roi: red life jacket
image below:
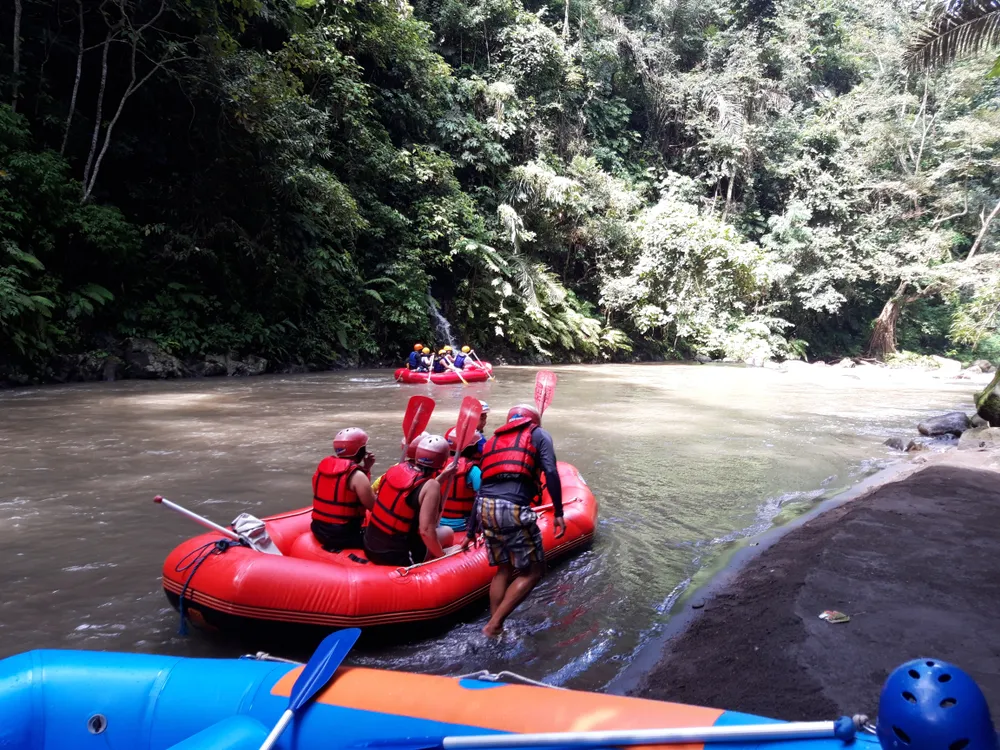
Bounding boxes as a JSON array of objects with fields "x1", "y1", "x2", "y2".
[
  {"x1": 479, "y1": 418, "x2": 539, "y2": 483},
  {"x1": 312, "y1": 457, "x2": 364, "y2": 525},
  {"x1": 370, "y1": 462, "x2": 429, "y2": 535},
  {"x1": 441, "y1": 457, "x2": 477, "y2": 519}
]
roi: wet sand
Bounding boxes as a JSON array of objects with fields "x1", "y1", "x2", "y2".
[{"x1": 633, "y1": 450, "x2": 1000, "y2": 720}]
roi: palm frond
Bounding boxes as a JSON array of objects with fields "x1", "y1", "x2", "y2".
[{"x1": 906, "y1": 0, "x2": 1000, "y2": 71}]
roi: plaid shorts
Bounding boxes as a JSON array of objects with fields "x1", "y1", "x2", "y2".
[{"x1": 476, "y1": 497, "x2": 544, "y2": 571}]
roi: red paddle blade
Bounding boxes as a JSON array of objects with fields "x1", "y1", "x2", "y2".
[
  {"x1": 452, "y1": 396, "x2": 483, "y2": 463},
  {"x1": 403, "y1": 396, "x2": 435, "y2": 446},
  {"x1": 534, "y1": 370, "x2": 557, "y2": 414}
]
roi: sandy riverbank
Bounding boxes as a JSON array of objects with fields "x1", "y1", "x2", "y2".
[{"x1": 630, "y1": 448, "x2": 1000, "y2": 720}]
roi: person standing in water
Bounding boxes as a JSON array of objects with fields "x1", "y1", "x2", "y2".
[{"x1": 463, "y1": 404, "x2": 565, "y2": 637}]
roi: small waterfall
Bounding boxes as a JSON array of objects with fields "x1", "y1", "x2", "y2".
[{"x1": 427, "y1": 292, "x2": 456, "y2": 348}]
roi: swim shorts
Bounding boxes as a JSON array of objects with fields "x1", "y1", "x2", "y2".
[{"x1": 476, "y1": 497, "x2": 544, "y2": 571}]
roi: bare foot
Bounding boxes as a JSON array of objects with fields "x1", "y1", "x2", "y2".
[{"x1": 482, "y1": 621, "x2": 504, "y2": 638}]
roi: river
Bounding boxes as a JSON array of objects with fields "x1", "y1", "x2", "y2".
[{"x1": 0, "y1": 363, "x2": 979, "y2": 689}]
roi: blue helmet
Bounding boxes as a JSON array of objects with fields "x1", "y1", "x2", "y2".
[{"x1": 877, "y1": 659, "x2": 998, "y2": 750}]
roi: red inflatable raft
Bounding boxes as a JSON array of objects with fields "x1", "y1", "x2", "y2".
[
  {"x1": 394, "y1": 362, "x2": 493, "y2": 385},
  {"x1": 162, "y1": 462, "x2": 596, "y2": 630}
]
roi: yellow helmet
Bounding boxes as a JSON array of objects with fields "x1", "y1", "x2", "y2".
[
  {"x1": 438, "y1": 349, "x2": 446, "y2": 355},
  {"x1": 462, "y1": 346, "x2": 471, "y2": 353},
  {"x1": 444, "y1": 345, "x2": 453, "y2": 351},
  {"x1": 422, "y1": 347, "x2": 430, "y2": 354}
]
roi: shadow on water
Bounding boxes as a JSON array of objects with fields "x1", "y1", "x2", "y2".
[{"x1": 0, "y1": 364, "x2": 984, "y2": 689}]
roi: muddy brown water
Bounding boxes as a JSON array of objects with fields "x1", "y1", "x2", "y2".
[{"x1": 0, "y1": 364, "x2": 980, "y2": 689}]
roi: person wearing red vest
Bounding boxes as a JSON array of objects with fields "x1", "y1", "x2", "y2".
[
  {"x1": 440, "y1": 427, "x2": 483, "y2": 533},
  {"x1": 364, "y1": 435, "x2": 456, "y2": 567},
  {"x1": 311, "y1": 428, "x2": 377, "y2": 551},
  {"x1": 462, "y1": 403, "x2": 565, "y2": 637}
]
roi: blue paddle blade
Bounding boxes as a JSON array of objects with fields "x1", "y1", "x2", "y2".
[{"x1": 289, "y1": 627, "x2": 361, "y2": 711}]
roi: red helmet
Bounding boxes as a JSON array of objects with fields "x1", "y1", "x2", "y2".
[
  {"x1": 334, "y1": 428, "x2": 369, "y2": 458},
  {"x1": 401, "y1": 431, "x2": 429, "y2": 461},
  {"x1": 414, "y1": 435, "x2": 450, "y2": 471},
  {"x1": 507, "y1": 404, "x2": 540, "y2": 425},
  {"x1": 413, "y1": 343, "x2": 423, "y2": 352},
  {"x1": 445, "y1": 426, "x2": 478, "y2": 453}
]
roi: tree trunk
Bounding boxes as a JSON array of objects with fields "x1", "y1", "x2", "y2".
[
  {"x1": 61, "y1": 0, "x2": 86, "y2": 156},
  {"x1": 564, "y1": 0, "x2": 570, "y2": 38},
  {"x1": 966, "y1": 195, "x2": 1000, "y2": 263},
  {"x1": 82, "y1": 28, "x2": 114, "y2": 195},
  {"x1": 12, "y1": 0, "x2": 23, "y2": 111},
  {"x1": 867, "y1": 281, "x2": 944, "y2": 359},
  {"x1": 867, "y1": 295, "x2": 903, "y2": 359}
]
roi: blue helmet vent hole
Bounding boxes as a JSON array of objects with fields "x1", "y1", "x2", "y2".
[
  {"x1": 908, "y1": 670, "x2": 920, "y2": 679},
  {"x1": 939, "y1": 674, "x2": 952, "y2": 683},
  {"x1": 926, "y1": 661, "x2": 936, "y2": 667},
  {"x1": 950, "y1": 740, "x2": 969, "y2": 750},
  {"x1": 941, "y1": 698, "x2": 957, "y2": 708},
  {"x1": 893, "y1": 726, "x2": 911, "y2": 744},
  {"x1": 902, "y1": 691, "x2": 917, "y2": 704}
]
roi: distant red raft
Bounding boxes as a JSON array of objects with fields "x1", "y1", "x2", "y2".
[
  {"x1": 161, "y1": 462, "x2": 596, "y2": 630},
  {"x1": 394, "y1": 362, "x2": 493, "y2": 385}
]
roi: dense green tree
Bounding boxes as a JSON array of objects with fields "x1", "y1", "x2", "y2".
[{"x1": 2, "y1": 0, "x2": 1000, "y2": 379}]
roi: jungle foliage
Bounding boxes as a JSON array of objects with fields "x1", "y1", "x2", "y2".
[{"x1": 2, "y1": 0, "x2": 1000, "y2": 376}]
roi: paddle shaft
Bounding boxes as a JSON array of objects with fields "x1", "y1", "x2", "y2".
[
  {"x1": 153, "y1": 496, "x2": 241, "y2": 542},
  {"x1": 258, "y1": 709, "x2": 294, "y2": 750},
  {"x1": 437, "y1": 719, "x2": 855, "y2": 749},
  {"x1": 469, "y1": 351, "x2": 494, "y2": 379},
  {"x1": 447, "y1": 362, "x2": 469, "y2": 385}
]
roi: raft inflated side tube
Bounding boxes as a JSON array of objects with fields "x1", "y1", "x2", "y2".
[
  {"x1": 0, "y1": 650, "x2": 291, "y2": 749},
  {"x1": 166, "y1": 717, "x2": 270, "y2": 749}
]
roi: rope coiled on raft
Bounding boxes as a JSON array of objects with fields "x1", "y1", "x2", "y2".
[{"x1": 173, "y1": 537, "x2": 244, "y2": 635}]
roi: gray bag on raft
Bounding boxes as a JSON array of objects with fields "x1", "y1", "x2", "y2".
[{"x1": 231, "y1": 513, "x2": 282, "y2": 555}]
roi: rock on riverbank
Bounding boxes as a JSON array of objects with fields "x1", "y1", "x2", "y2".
[{"x1": 632, "y1": 450, "x2": 1000, "y2": 720}]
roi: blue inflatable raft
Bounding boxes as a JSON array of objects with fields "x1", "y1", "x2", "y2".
[{"x1": 0, "y1": 649, "x2": 879, "y2": 750}]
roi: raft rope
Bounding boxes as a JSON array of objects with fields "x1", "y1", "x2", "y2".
[
  {"x1": 241, "y1": 654, "x2": 564, "y2": 691},
  {"x1": 174, "y1": 537, "x2": 244, "y2": 635},
  {"x1": 455, "y1": 670, "x2": 566, "y2": 689},
  {"x1": 244, "y1": 652, "x2": 303, "y2": 664}
]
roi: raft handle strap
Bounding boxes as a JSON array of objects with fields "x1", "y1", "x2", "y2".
[
  {"x1": 454, "y1": 670, "x2": 566, "y2": 690},
  {"x1": 242, "y1": 652, "x2": 304, "y2": 665},
  {"x1": 174, "y1": 537, "x2": 244, "y2": 635}
]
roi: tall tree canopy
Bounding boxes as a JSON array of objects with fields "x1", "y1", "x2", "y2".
[{"x1": 2, "y1": 0, "x2": 999, "y2": 379}]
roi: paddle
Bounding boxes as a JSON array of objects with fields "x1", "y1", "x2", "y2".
[
  {"x1": 451, "y1": 396, "x2": 483, "y2": 469},
  {"x1": 446, "y1": 359, "x2": 470, "y2": 386},
  {"x1": 534, "y1": 370, "x2": 557, "y2": 415},
  {"x1": 402, "y1": 395, "x2": 435, "y2": 461},
  {"x1": 469, "y1": 350, "x2": 495, "y2": 381},
  {"x1": 154, "y1": 495, "x2": 242, "y2": 542},
  {"x1": 357, "y1": 716, "x2": 860, "y2": 750},
  {"x1": 257, "y1": 627, "x2": 362, "y2": 750}
]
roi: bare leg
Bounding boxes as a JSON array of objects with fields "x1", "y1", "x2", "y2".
[
  {"x1": 483, "y1": 562, "x2": 543, "y2": 637},
  {"x1": 487, "y1": 563, "x2": 513, "y2": 622}
]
